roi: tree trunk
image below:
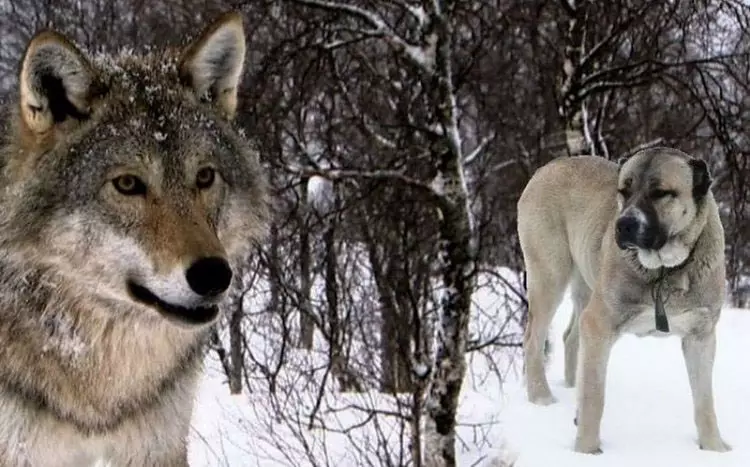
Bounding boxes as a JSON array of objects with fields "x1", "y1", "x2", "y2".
[
  {"x1": 363, "y1": 223, "x2": 413, "y2": 394},
  {"x1": 379, "y1": 288, "x2": 400, "y2": 393},
  {"x1": 391, "y1": 265, "x2": 415, "y2": 393},
  {"x1": 267, "y1": 221, "x2": 281, "y2": 314},
  {"x1": 324, "y1": 215, "x2": 361, "y2": 392},
  {"x1": 228, "y1": 298, "x2": 243, "y2": 394},
  {"x1": 558, "y1": 0, "x2": 588, "y2": 157},
  {"x1": 298, "y1": 176, "x2": 315, "y2": 349},
  {"x1": 423, "y1": 203, "x2": 474, "y2": 467},
  {"x1": 422, "y1": 4, "x2": 477, "y2": 466}
]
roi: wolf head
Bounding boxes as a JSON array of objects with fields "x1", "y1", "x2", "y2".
[
  {"x1": 615, "y1": 147, "x2": 712, "y2": 269},
  {"x1": 0, "y1": 12, "x2": 269, "y2": 327}
]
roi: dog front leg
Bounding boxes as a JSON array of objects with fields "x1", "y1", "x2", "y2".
[
  {"x1": 574, "y1": 296, "x2": 615, "y2": 454},
  {"x1": 682, "y1": 328, "x2": 730, "y2": 452}
]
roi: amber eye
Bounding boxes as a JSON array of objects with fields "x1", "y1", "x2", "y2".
[
  {"x1": 112, "y1": 174, "x2": 147, "y2": 196},
  {"x1": 196, "y1": 167, "x2": 216, "y2": 190}
]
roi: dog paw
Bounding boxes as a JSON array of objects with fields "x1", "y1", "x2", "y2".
[
  {"x1": 574, "y1": 438, "x2": 602, "y2": 455},
  {"x1": 700, "y1": 439, "x2": 732, "y2": 452},
  {"x1": 529, "y1": 394, "x2": 558, "y2": 406}
]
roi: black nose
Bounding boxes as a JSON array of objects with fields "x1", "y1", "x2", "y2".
[
  {"x1": 185, "y1": 257, "x2": 233, "y2": 297},
  {"x1": 615, "y1": 216, "x2": 639, "y2": 248}
]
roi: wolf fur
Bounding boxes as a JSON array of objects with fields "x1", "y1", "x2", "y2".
[
  {"x1": 517, "y1": 148, "x2": 728, "y2": 454},
  {"x1": 0, "y1": 11, "x2": 268, "y2": 467}
]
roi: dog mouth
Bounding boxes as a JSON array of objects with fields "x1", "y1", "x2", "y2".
[{"x1": 126, "y1": 280, "x2": 219, "y2": 326}]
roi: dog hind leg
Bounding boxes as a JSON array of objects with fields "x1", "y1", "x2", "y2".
[
  {"x1": 562, "y1": 270, "x2": 591, "y2": 388},
  {"x1": 522, "y1": 238, "x2": 573, "y2": 405}
]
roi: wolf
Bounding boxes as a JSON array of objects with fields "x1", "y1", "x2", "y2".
[
  {"x1": 0, "y1": 11, "x2": 268, "y2": 467},
  {"x1": 517, "y1": 148, "x2": 728, "y2": 454}
]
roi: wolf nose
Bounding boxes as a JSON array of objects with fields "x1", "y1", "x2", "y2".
[{"x1": 185, "y1": 257, "x2": 233, "y2": 297}]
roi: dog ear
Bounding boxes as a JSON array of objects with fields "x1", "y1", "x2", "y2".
[
  {"x1": 617, "y1": 156, "x2": 628, "y2": 172},
  {"x1": 179, "y1": 12, "x2": 246, "y2": 121},
  {"x1": 689, "y1": 158, "x2": 712, "y2": 200},
  {"x1": 18, "y1": 31, "x2": 100, "y2": 135}
]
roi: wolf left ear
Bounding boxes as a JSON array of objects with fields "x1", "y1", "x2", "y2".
[
  {"x1": 18, "y1": 31, "x2": 101, "y2": 135},
  {"x1": 179, "y1": 12, "x2": 246, "y2": 120},
  {"x1": 689, "y1": 158, "x2": 712, "y2": 200}
]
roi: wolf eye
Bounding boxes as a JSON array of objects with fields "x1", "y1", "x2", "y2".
[
  {"x1": 112, "y1": 174, "x2": 147, "y2": 196},
  {"x1": 196, "y1": 167, "x2": 216, "y2": 190},
  {"x1": 617, "y1": 188, "x2": 630, "y2": 198}
]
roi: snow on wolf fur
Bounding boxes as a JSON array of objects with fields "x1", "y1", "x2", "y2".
[{"x1": 0, "y1": 11, "x2": 268, "y2": 467}]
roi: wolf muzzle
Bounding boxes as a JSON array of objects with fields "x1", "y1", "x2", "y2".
[{"x1": 127, "y1": 256, "x2": 233, "y2": 326}]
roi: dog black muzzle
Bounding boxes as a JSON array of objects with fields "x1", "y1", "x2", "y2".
[{"x1": 615, "y1": 216, "x2": 667, "y2": 251}]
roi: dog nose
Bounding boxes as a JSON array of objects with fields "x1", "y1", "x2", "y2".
[
  {"x1": 185, "y1": 257, "x2": 233, "y2": 297},
  {"x1": 615, "y1": 216, "x2": 641, "y2": 250},
  {"x1": 615, "y1": 217, "x2": 639, "y2": 241}
]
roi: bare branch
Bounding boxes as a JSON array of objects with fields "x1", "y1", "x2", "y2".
[
  {"x1": 290, "y1": 0, "x2": 436, "y2": 71},
  {"x1": 463, "y1": 132, "x2": 496, "y2": 166},
  {"x1": 619, "y1": 138, "x2": 666, "y2": 160}
]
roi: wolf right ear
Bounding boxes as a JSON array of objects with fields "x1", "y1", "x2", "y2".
[
  {"x1": 179, "y1": 12, "x2": 246, "y2": 121},
  {"x1": 18, "y1": 31, "x2": 99, "y2": 135}
]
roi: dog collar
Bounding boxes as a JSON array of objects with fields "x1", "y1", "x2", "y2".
[
  {"x1": 652, "y1": 268, "x2": 670, "y2": 332},
  {"x1": 650, "y1": 247, "x2": 696, "y2": 333}
]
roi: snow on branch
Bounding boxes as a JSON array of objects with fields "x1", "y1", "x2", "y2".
[
  {"x1": 463, "y1": 132, "x2": 496, "y2": 166},
  {"x1": 292, "y1": 0, "x2": 436, "y2": 72},
  {"x1": 405, "y1": 3, "x2": 429, "y2": 28},
  {"x1": 285, "y1": 164, "x2": 450, "y2": 208}
]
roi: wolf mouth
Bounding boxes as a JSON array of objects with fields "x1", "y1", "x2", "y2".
[{"x1": 126, "y1": 281, "x2": 218, "y2": 325}]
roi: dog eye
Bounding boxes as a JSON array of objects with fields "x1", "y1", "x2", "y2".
[
  {"x1": 112, "y1": 174, "x2": 147, "y2": 196},
  {"x1": 196, "y1": 167, "x2": 216, "y2": 190},
  {"x1": 651, "y1": 189, "x2": 676, "y2": 200}
]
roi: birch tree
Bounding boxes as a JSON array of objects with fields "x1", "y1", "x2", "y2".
[{"x1": 284, "y1": 1, "x2": 481, "y2": 465}]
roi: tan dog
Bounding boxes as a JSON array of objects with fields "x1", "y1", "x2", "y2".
[{"x1": 517, "y1": 148, "x2": 729, "y2": 454}]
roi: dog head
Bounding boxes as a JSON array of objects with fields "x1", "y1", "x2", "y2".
[
  {"x1": 0, "y1": 12, "x2": 269, "y2": 327},
  {"x1": 615, "y1": 147, "x2": 711, "y2": 269}
]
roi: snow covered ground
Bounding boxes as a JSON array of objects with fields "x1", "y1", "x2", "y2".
[
  {"x1": 188, "y1": 281, "x2": 750, "y2": 467},
  {"x1": 501, "y1": 297, "x2": 750, "y2": 467}
]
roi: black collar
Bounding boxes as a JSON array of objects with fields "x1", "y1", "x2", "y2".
[{"x1": 650, "y1": 244, "x2": 697, "y2": 333}]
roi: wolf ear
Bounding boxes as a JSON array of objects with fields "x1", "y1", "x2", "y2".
[
  {"x1": 689, "y1": 158, "x2": 712, "y2": 200},
  {"x1": 179, "y1": 12, "x2": 246, "y2": 120},
  {"x1": 18, "y1": 31, "x2": 98, "y2": 135}
]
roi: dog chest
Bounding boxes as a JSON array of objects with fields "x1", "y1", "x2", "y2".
[{"x1": 619, "y1": 305, "x2": 715, "y2": 337}]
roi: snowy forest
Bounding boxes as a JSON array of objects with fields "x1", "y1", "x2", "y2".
[{"x1": 2, "y1": 1, "x2": 750, "y2": 466}]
